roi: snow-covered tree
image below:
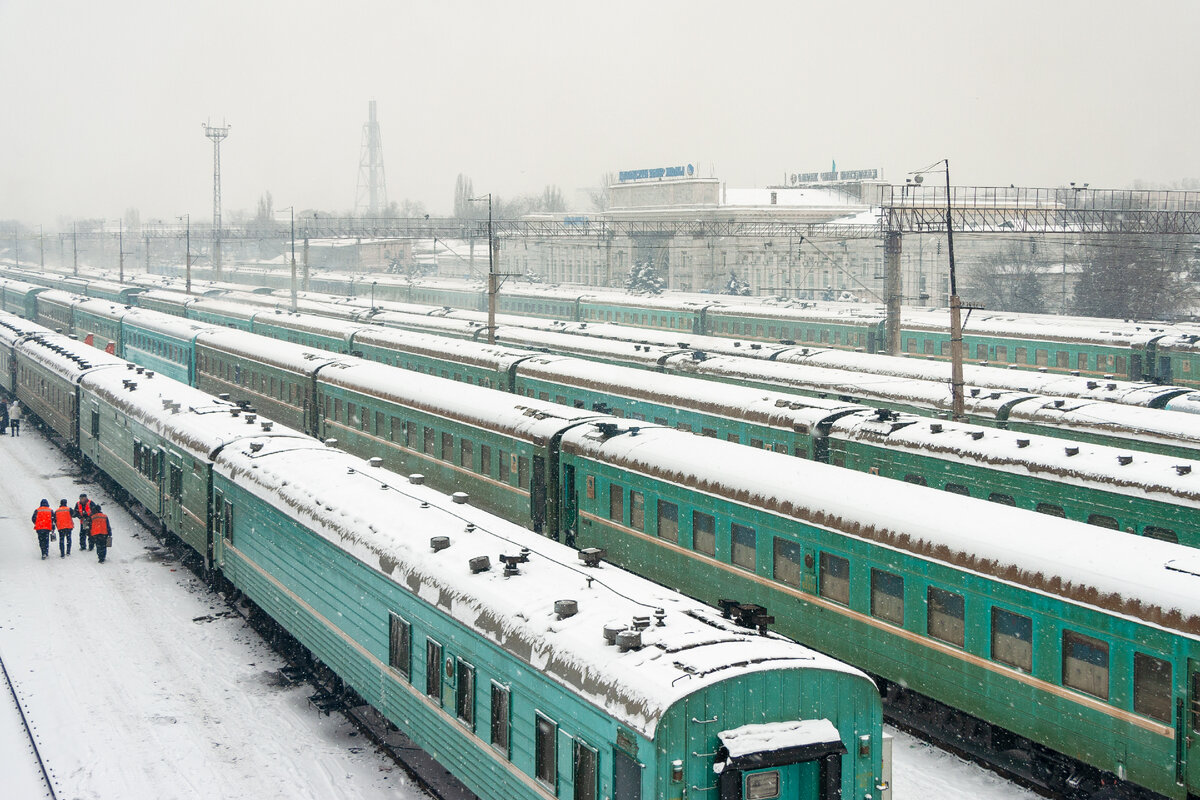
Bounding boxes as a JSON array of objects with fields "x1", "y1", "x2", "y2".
[
  {"x1": 722, "y1": 272, "x2": 751, "y2": 296},
  {"x1": 625, "y1": 260, "x2": 665, "y2": 294}
]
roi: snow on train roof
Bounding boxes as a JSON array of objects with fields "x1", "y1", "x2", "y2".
[
  {"x1": 15, "y1": 330, "x2": 129, "y2": 376},
  {"x1": 518, "y1": 355, "x2": 862, "y2": 430},
  {"x1": 317, "y1": 360, "x2": 607, "y2": 441},
  {"x1": 832, "y1": 413, "x2": 1200, "y2": 504},
  {"x1": 0, "y1": 313, "x2": 49, "y2": 343},
  {"x1": 561, "y1": 425, "x2": 1200, "y2": 637},
  {"x1": 352, "y1": 326, "x2": 538, "y2": 370},
  {"x1": 218, "y1": 440, "x2": 866, "y2": 736},
  {"x1": 669, "y1": 351, "x2": 1033, "y2": 414},
  {"x1": 194, "y1": 328, "x2": 346, "y2": 373},
  {"x1": 80, "y1": 367, "x2": 319, "y2": 456},
  {"x1": 1007, "y1": 396, "x2": 1200, "y2": 450}
]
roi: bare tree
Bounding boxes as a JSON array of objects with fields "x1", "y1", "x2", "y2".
[
  {"x1": 453, "y1": 174, "x2": 475, "y2": 221},
  {"x1": 963, "y1": 240, "x2": 1047, "y2": 313},
  {"x1": 1073, "y1": 234, "x2": 1196, "y2": 319},
  {"x1": 586, "y1": 172, "x2": 616, "y2": 211}
]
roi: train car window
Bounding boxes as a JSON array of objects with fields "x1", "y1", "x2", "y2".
[
  {"x1": 346, "y1": 403, "x2": 358, "y2": 428},
  {"x1": 657, "y1": 501, "x2": 678, "y2": 543},
  {"x1": 631, "y1": 412, "x2": 646, "y2": 421},
  {"x1": 388, "y1": 613, "x2": 411, "y2": 680},
  {"x1": 518, "y1": 456, "x2": 529, "y2": 491},
  {"x1": 538, "y1": 391, "x2": 550, "y2": 401},
  {"x1": 1035, "y1": 349, "x2": 1049, "y2": 367},
  {"x1": 1115, "y1": 355, "x2": 1127, "y2": 375},
  {"x1": 750, "y1": 438, "x2": 764, "y2": 449},
  {"x1": 1143, "y1": 526, "x2": 1178, "y2": 544},
  {"x1": 944, "y1": 483, "x2": 970, "y2": 496},
  {"x1": 423, "y1": 427, "x2": 436, "y2": 456},
  {"x1": 460, "y1": 439, "x2": 473, "y2": 470},
  {"x1": 388, "y1": 416, "x2": 400, "y2": 443},
  {"x1": 479, "y1": 444, "x2": 492, "y2": 477},
  {"x1": 222, "y1": 500, "x2": 234, "y2": 545},
  {"x1": 1056, "y1": 352, "x2": 1070, "y2": 370},
  {"x1": 609, "y1": 485, "x2": 624, "y2": 523},
  {"x1": 573, "y1": 741, "x2": 599, "y2": 800},
  {"x1": 991, "y1": 608, "x2": 1032, "y2": 672},
  {"x1": 773, "y1": 538, "x2": 803, "y2": 588},
  {"x1": 425, "y1": 639, "x2": 443, "y2": 702},
  {"x1": 455, "y1": 659, "x2": 475, "y2": 728},
  {"x1": 1015, "y1": 347, "x2": 1027, "y2": 364},
  {"x1": 498, "y1": 450, "x2": 510, "y2": 483},
  {"x1": 654, "y1": 417, "x2": 669, "y2": 426},
  {"x1": 924, "y1": 340, "x2": 934, "y2": 355},
  {"x1": 692, "y1": 512, "x2": 716, "y2": 556},
  {"x1": 1035, "y1": 503, "x2": 1066, "y2": 518},
  {"x1": 375, "y1": 411, "x2": 384, "y2": 436},
  {"x1": 1078, "y1": 353, "x2": 1089, "y2": 371},
  {"x1": 976, "y1": 344, "x2": 988, "y2": 361},
  {"x1": 490, "y1": 682, "x2": 511, "y2": 757},
  {"x1": 819, "y1": 553, "x2": 850, "y2": 606},
  {"x1": 1063, "y1": 630, "x2": 1109, "y2": 700},
  {"x1": 535, "y1": 713, "x2": 558, "y2": 789},
  {"x1": 726, "y1": 434, "x2": 740, "y2": 444},
  {"x1": 927, "y1": 587, "x2": 965, "y2": 647},
  {"x1": 940, "y1": 342, "x2": 950, "y2": 357},
  {"x1": 701, "y1": 427, "x2": 717, "y2": 438},
  {"x1": 871, "y1": 569, "x2": 905, "y2": 625},
  {"x1": 629, "y1": 491, "x2": 644, "y2": 531},
  {"x1": 613, "y1": 749, "x2": 642, "y2": 800},
  {"x1": 773, "y1": 443, "x2": 788, "y2": 454},
  {"x1": 904, "y1": 474, "x2": 928, "y2": 486},
  {"x1": 906, "y1": 338, "x2": 916, "y2": 353},
  {"x1": 676, "y1": 422, "x2": 692, "y2": 433},
  {"x1": 405, "y1": 423, "x2": 418, "y2": 450},
  {"x1": 1133, "y1": 652, "x2": 1172, "y2": 723},
  {"x1": 988, "y1": 493, "x2": 1016, "y2": 506},
  {"x1": 731, "y1": 524, "x2": 756, "y2": 571},
  {"x1": 1087, "y1": 513, "x2": 1119, "y2": 530}
]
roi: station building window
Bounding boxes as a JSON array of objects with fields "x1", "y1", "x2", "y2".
[
  {"x1": 870, "y1": 569, "x2": 904, "y2": 625},
  {"x1": 1063, "y1": 630, "x2": 1109, "y2": 700},
  {"x1": 819, "y1": 552, "x2": 850, "y2": 606},
  {"x1": 991, "y1": 608, "x2": 1032, "y2": 672}
]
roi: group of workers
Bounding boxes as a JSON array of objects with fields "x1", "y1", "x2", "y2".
[{"x1": 32, "y1": 494, "x2": 112, "y2": 563}]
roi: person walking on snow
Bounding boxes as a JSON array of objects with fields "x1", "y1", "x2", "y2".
[
  {"x1": 73, "y1": 493, "x2": 94, "y2": 551},
  {"x1": 9, "y1": 401, "x2": 21, "y2": 436},
  {"x1": 32, "y1": 499, "x2": 53, "y2": 560},
  {"x1": 89, "y1": 503, "x2": 111, "y2": 564},
  {"x1": 54, "y1": 499, "x2": 74, "y2": 557}
]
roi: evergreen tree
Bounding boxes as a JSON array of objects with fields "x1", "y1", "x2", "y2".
[
  {"x1": 1072, "y1": 234, "x2": 1194, "y2": 319},
  {"x1": 625, "y1": 260, "x2": 665, "y2": 294}
]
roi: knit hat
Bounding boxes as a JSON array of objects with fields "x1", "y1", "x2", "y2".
[
  {"x1": 40, "y1": 499, "x2": 49, "y2": 506},
  {"x1": 59, "y1": 499, "x2": 68, "y2": 506}
]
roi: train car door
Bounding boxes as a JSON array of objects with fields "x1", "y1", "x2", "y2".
[
  {"x1": 531, "y1": 455, "x2": 547, "y2": 534},
  {"x1": 561, "y1": 464, "x2": 578, "y2": 547},
  {"x1": 1187, "y1": 660, "x2": 1200, "y2": 791}
]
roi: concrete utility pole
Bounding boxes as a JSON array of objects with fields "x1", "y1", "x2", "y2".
[
  {"x1": 203, "y1": 121, "x2": 231, "y2": 279},
  {"x1": 178, "y1": 214, "x2": 191, "y2": 294},
  {"x1": 470, "y1": 194, "x2": 498, "y2": 344}
]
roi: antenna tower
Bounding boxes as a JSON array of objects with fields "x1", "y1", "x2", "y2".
[
  {"x1": 355, "y1": 101, "x2": 388, "y2": 216},
  {"x1": 203, "y1": 120, "x2": 231, "y2": 278}
]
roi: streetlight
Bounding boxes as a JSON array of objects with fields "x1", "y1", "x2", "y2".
[
  {"x1": 469, "y1": 193, "x2": 497, "y2": 344},
  {"x1": 909, "y1": 159, "x2": 964, "y2": 422},
  {"x1": 177, "y1": 214, "x2": 191, "y2": 294}
]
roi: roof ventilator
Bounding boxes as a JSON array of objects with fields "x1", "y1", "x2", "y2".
[
  {"x1": 971, "y1": 431, "x2": 985, "y2": 440},
  {"x1": 260, "y1": 421, "x2": 273, "y2": 431},
  {"x1": 249, "y1": 442, "x2": 263, "y2": 453},
  {"x1": 430, "y1": 536, "x2": 450, "y2": 552},
  {"x1": 1176, "y1": 465, "x2": 1192, "y2": 476},
  {"x1": 578, "y1": 548, "x2": 605, "y2": 568},
  {"x1": 718, "y1": 599, "x2": 775, "y2": 635},
  {"x1": 1054, "y1": 399, "x2": 1066, "y2": 408},
  {"x1": 1016, "y1": 438, "x2": 1030, "y2": 448},
  {"x1": 615, "y1": 630, "x2": 643, "y2": 652},
  {"x1": 929, "y1": 423, "x2": 943, "y2": 433},
  {"x1": 1117, "y1": 455, "x2": 1134, "y2": 465},
  {"x1": 500, "y1": 549, "x2": 531, "y2": 576},
  {"x1": 368, "y1": 457, "x2": 382, "y2": 468},
  {"x1": 554, "y1": 600, "x2": 578, "y2": 619},
  {"x1": 469, "y1": 556, "x2": 490, "y2": 573},
  {"x1": 408, "y1": 474, "x2": 425, "y2": 485},
  {"x1": 603, "y1": 623, "x2": 624, "y2": 645},
  {"x1": 1065, "y1": 446, "x2": 1080, "y2": 456},
  {"x1": 452, "y1": 492, "x2": 469, "y2": 504}
]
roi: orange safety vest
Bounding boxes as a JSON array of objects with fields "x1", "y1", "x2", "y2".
[
  {"x1": 90, "y1": 513, "x2": 109, "y2": 537},
  {"x1": 34, "y1": 506, "x2": 53, "y2": 531},
  {"x1": 54, "y1": 506, "x2": 73, "y2": 529}
]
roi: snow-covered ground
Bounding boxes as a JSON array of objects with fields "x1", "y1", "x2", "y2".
[{"x1": 0, "y1": 421, "x2": 1039, "y2": 800}]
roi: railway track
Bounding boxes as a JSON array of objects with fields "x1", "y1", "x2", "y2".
[{"x1": 0, "y1": 647, "x2": 58, "y2": 800}]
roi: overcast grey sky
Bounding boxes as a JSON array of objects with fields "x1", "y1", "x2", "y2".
[{"x1": 2, "y1": 0, "x2": 1198, "y2": 228}]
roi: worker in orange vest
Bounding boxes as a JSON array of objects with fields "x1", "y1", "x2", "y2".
[
  {"x1": 54, "y1": 499, "x2": 74, "y2": 558},
  {"x1": 89, "y1": 503, "x2": 112, "y2": 564},
  {"x1": 73, "y1": 493, "x2": 95, "y2": 551},
  {"x1": 31, "y1": 499, "x2": 54, "y2": 560}
]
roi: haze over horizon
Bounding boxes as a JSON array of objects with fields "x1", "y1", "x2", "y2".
[{"x1": 2, "y1": 0, "x2": 1198, "y2": 228}]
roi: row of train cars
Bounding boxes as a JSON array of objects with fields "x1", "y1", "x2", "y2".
[
  {"x1": 0, "y1": 309, "x2": 888, "y2": 800},
  {"x1": 142, "y1": 261, "x2": 1200, "y2": 389},
  {"x1": 3, "y1": 273, "x2": 1200, "y2": 797}
]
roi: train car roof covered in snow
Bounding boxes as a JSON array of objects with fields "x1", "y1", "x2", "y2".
[
  {"x1": 831, "y1": 413, "x2": 1200, "y2": 504},
  {"x1": 194, "y1": 328, "x2": 347, "y2": 374},
  {"x1": 15, "y1": 329, "x2": 129, "y2": 378},
  {"x1": 81, "y1": 366, "x2": 317, "y2": 457},
  {"x1": 559, "y1": 424, "x2": 1200, "y2": 638},
  {"x1": 1006, "y1": 396, "x2": 1200, "y2": 450},
  {"x1": 351, "y1": 326, "x2": 541, "y2": 372},
  {"x1": 218, "y1": 439, "x2": 866, "y2": 736},
  {"x1": 317, "y1": 359, "x2": 608, "y2": 442}
]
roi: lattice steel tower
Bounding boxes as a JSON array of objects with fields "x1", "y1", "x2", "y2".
[
  {"x1": 203, "y1": 120, "x2": 231, "y2": 278},
  {"x1": 356, "y1": 101, "x2": 388, "y2": 216}
]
